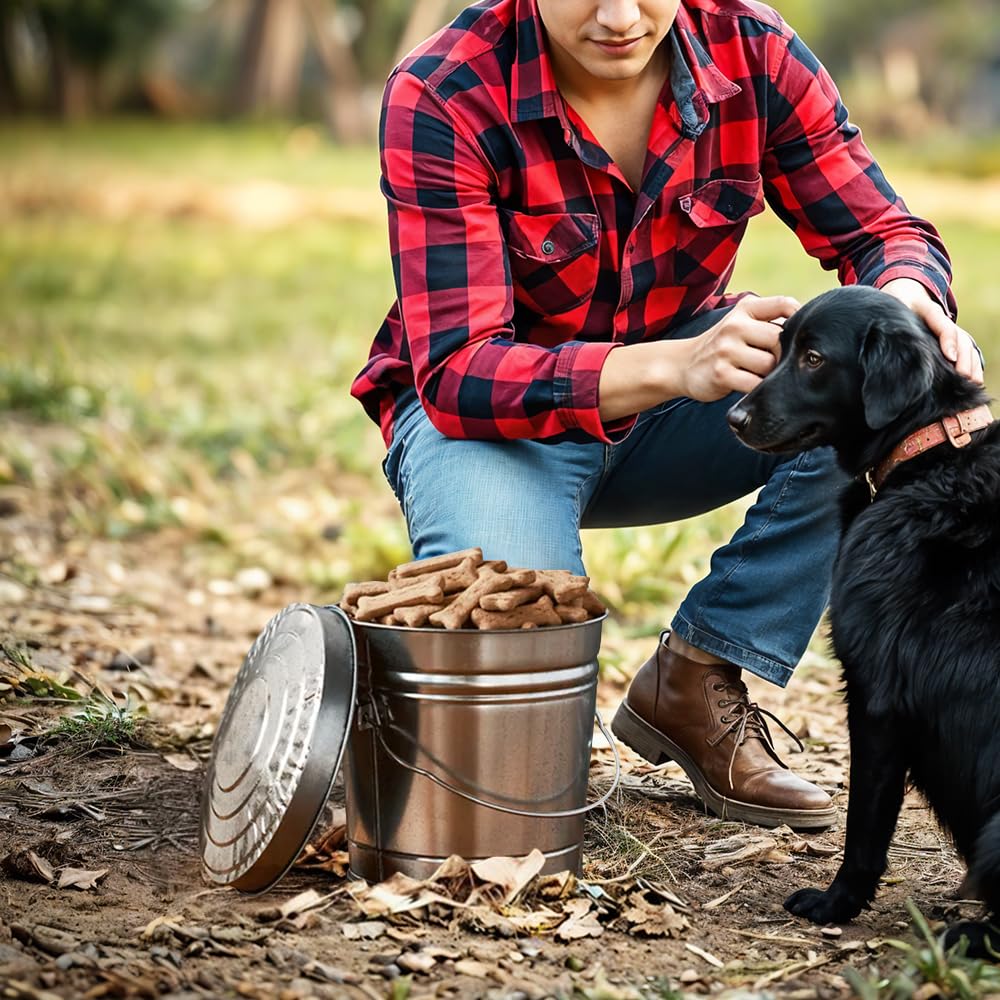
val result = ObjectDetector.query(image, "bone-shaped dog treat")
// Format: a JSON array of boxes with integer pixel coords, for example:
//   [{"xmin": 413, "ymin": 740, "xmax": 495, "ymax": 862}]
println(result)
[
  {"xmin": 400, "ymin": 556, "xmax": 479, "ymax": 594},
  {"xmin": 393, "ymin": 603, "xmax": 446, "ymax": 628},
  {"xmin": 471, "ymin": 595, "xmax": 562, "ymax": 630},
  {"xmin": 480, "ymin": 584, "xmax": 545, "ymax": 612},
  {"xmin": 390, "ymin": 547, "xmax": 483, "ymax": 582},
  {"xmin": 555, "ymin": 604, "xmax": 589, "ymax": 623},
  {"xmin": 579, "ymin": 590, "xmax": 606, "ymax": 616},
  {"xmin": 428, "ymin": 566, "xmax": 513, "ymax": 629},
  {"xmin": 534, "ymin": 570, "xmax": 590, "ymax": 604},
  {"xmin": 356, "ymin": 577, "xmax": 445, "ymax": 622},
  {"xmin": 342, "ymin": 580, "xmax": 392, "ymax": 606}
]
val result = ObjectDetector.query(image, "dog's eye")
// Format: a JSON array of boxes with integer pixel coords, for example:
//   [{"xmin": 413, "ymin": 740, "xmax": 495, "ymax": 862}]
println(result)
[{"xmin": 803, "ymin": 350, "xmax": 824, "ymax": 369}]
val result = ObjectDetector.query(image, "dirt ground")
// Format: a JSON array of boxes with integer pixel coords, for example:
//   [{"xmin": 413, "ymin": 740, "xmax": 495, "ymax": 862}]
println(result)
[{"xmin": 0, "ymin": 485, "xmax": 980, "ymax": 1000}]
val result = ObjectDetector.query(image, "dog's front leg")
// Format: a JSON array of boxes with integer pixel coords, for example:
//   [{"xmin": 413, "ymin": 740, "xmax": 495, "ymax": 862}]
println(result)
[{"xmin": 785, "ymin": 696, "xmax": 908, "ymax": 924}]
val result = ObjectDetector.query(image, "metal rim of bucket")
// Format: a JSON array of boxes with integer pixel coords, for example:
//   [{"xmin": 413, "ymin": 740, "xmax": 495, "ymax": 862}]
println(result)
[{"xmin": 367, "ymin": 694, "xmax": 622, "ymax": 819}]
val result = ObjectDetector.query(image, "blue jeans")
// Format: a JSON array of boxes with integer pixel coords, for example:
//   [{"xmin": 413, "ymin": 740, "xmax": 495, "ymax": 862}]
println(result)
[{"xmin": 382, "ymin": 309, "xmax": 848, "ymax": 687}]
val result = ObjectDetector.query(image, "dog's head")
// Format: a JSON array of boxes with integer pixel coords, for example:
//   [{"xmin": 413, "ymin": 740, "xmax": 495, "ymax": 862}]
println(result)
[{"xmin": 727, "ymin": 286, "xmax": 948, "ymax": 466}]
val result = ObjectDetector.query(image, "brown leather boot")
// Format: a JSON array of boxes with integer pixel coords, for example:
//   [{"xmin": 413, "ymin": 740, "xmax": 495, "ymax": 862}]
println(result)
[{"xmin": 611, "ymin": 633, "xmax": 836, "ymax": 830}]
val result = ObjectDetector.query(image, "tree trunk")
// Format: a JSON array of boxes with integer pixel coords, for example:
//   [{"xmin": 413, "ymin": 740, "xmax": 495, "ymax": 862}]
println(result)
[
  {"xmin": 229, "ymin": 0, "xmax": 272, "ymax": 114},
  {"xmin": 0, "ymin": 7, "xmax": 21, "ymax": 114},
  {"xmin": 394, "ymin": 0, "xmax": 452, "ymax": 64},
  {"xmin": 39, "ymin": 14, "xmax": 93, "ymax": 119},
  {"xmin": 303, "ymin": 0, "xmax": 367, "ymax": 143}
]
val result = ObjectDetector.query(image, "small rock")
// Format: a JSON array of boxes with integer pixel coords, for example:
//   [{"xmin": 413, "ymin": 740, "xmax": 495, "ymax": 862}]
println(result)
[
  {"xmin": 0, "ymin": 579, "xmax": 27, "ymax": 605},
  {"xmin": 679, "ymin": 969, "xmax": 701, "ymax": 984},
  {"xmin": 6, "ymin": 743, "xmax": 36, "ymax": 763},
  {"xmin": 821, "ymin": 925, "xmax": 843, "ymax": 938},
  {"xmin": 378, "ymin": 963, "xmax": 401, "ymax": 980},
  {"xmin": 108, "ymin": 644, "xmax": 155, "ymax": 670},
  {"xmin": 321, "ymin": 523, "xmax": 342, "ymax": 541},
  {"xmin": 397, "ymin": 951, "xmax": 437, "ymax": 974}
]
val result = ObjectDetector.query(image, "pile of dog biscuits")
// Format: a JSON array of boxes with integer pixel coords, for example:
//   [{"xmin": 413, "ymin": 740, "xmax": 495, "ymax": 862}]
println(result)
[{"xmin": 338, "ymin": 547, "xmax": 606, "ymax": 630}]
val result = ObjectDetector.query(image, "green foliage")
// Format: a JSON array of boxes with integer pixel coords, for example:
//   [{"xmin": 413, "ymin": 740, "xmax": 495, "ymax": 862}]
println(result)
[
  {"xmin": 19, "ymin": 0, "xmax": 181, "ymax": 69},
  {"xmin": 46, "ymin": 692, "xmax": 145, "ymax": 751},
  {"xmin": 843, "ymin": 899, "xmax": 1000, "ymax": 998}
]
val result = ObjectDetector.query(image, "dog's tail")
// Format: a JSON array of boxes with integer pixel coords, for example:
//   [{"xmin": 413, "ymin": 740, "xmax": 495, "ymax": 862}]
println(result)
[{"xmin": 969, "ymin": 812, "xmax": 1000, "ymax": 915}]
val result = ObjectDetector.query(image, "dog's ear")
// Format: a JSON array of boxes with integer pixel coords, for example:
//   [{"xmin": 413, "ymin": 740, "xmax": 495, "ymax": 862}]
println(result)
[{"xmin": 859, "ymin": 318, "xmax": 936, "ymax": 429}]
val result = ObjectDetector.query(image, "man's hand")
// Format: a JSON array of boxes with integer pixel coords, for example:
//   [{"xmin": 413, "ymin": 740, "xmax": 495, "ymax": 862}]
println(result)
[
  {"xmin": 680, "ymin": 295, "xmax": 800, "ymax": 401},
  {"xmin": 880, "ymin": 277, "xmax": 984, "ymax": 384}
]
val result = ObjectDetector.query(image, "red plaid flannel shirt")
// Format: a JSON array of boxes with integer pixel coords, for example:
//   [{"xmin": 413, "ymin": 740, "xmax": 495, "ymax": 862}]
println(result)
[{"xmin": 352, "ymin": 0, "xmax": 955, "ymax": 446}]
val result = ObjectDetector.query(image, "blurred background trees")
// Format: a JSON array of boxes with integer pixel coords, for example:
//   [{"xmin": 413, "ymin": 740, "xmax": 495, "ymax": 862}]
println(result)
[{"xmin": 0, "ymin": 0, "xmax": 998, "ymax": 142}]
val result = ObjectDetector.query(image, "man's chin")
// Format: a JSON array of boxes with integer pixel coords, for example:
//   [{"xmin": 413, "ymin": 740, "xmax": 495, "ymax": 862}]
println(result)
[{"xmin": 575, "ymin": 49, "xmax": 657, "ymax": 81}]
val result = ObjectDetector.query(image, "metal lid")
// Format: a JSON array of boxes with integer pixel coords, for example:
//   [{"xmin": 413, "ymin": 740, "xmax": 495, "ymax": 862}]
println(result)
[{"xmin": 200, "ymin": 603, "xmax": 356, "ymax": 893}]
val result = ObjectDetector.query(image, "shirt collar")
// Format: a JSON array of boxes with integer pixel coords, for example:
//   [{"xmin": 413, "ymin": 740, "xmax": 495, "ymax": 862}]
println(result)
[{"xmin": 510, "ymin": 0, "xmax": 741, "ymax": 130}]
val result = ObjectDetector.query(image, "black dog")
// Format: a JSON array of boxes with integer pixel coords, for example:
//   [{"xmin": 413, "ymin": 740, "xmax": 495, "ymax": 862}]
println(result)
[{"xmin": 727, "ymin": 285, "xmax": 999, "ymax": 955}]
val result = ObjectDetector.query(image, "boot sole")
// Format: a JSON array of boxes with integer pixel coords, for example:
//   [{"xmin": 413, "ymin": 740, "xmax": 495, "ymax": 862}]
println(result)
[{"xmin": 610, "ymin": 701, "xmax": 837, "ymax": 831}]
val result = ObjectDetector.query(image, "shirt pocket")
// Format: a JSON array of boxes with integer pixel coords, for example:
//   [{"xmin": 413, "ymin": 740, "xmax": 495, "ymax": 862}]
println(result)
[
  {"xmin": 500, "ymin": 209, "xmax": 601, "ymax": 316},
  {"xmin": 674, "ymin": 176, "xmax": 765, "ymax": 283}
]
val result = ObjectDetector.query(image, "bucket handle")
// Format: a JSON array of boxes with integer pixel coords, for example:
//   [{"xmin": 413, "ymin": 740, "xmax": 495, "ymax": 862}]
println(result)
[{"xmin": 367, "ymin": 697, "xmax": 622, "ymax": 819}]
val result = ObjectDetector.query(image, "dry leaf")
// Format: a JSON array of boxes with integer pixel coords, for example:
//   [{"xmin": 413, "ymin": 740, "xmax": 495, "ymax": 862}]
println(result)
[
  {"xmin": 279, "ymin": 889, "xmax": 329, "ymax": 919},
  {"xmin": 56, "ymin": 867, "xmax": 109, "ymax": 890},
  {"xmin": 621, "ymin": 893, "xmax": 689, "ymax": 938},
  {"xmin": 162, "ymin": 752, "xmax": 200, "ymax": 772},
  {"xmin": 789, "ymin": 838, "xmax": 841, "ymax": 858},
  {"xmin": 703, "ymin": 835, "xmax": 778, "ymax": 869},
  {"xmin": 471, "ymin": 849, "xmax": 545, "ymax": 904},
  {"xmin": 349, "ymin": 872, "xmax": 459, "ymax": 917},
  {"xmin": 555, "ymin": 898, "xmax": 604, "ymax": 941},
  {"xmin": 140, "ymin": 915, "xmax": 186, "ymax": 939},
  {"xmin": 761, "ymin": 849, "xmax": 794, "ymax": 864},
  {"xmin": 0, "ymin": 849, "xmax": 56, "ymax": 883},
  {"xmin": 0, "ymin": 723, "xmax": 12, "ymax": 747}
]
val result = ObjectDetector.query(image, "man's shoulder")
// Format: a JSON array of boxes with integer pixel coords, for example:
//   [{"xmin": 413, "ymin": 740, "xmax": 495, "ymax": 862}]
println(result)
[
  {"xmin": 392, "ymin": 0, "xmax": 514, "ymax": 94},
  {"xmin": 683, "ymin": 0, "xmax": 790, "ymax": 37}
]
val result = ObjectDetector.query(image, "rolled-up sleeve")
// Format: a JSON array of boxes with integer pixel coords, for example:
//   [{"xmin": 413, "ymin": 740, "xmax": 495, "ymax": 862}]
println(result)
[
  {"xmin": 761, "ymin": 32, "xmax": 957, "ymax": 318},
  {"xmin": 381, "ymin": 70, "xmax": 627, "ymax": 442}
]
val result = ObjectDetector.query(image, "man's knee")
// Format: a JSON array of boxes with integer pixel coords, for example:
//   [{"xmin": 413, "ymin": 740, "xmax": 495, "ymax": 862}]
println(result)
[{"xmin": 393, "ymin": 425, "xmax": 592, "ymax": 573}]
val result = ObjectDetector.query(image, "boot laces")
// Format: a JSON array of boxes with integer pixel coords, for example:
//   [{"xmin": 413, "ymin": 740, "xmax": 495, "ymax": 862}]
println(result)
[{"xmin": 710, "ymin": 679, "xmax": 805, "ymax": 790}]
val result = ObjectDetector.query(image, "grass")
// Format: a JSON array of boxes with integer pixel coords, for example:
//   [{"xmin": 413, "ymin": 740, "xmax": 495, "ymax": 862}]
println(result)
[
  {"xmin": 1, "ymin": 120, "xmax": 998, "ymax": 623},
  {"xmin": 844, "ymin": 899, "xmax": 1000, "ymax": 999}
]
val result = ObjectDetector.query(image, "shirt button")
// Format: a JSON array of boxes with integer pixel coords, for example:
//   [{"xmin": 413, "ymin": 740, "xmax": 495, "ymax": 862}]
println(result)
[{"xmin": 541, "ymin": 240, "xmax": 556, "ymax": 255}]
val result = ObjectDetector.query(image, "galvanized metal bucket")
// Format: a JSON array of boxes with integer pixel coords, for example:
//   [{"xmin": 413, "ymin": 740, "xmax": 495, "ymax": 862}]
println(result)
[{"xmin": 344, "ymin": 615, "xmax": 618, "ymax": 882}]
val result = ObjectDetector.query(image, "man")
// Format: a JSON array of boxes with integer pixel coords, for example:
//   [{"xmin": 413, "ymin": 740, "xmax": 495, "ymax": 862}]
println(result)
[{"xmin": 352, "ymin": 0, "xmax": 983, "ymax": 829}]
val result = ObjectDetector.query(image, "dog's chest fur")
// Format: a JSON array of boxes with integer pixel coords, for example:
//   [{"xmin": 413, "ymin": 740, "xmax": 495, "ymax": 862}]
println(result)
[{"xmin": 827, "ymin": 426, "xmax": 1000, "ymax": 854}]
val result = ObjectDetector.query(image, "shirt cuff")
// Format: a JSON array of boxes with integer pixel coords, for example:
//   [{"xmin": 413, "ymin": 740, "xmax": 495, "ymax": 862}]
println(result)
[
  {"xmin": 870, "ymin": 262, "xmax": 956, "ymax": 320},
  {"xmin": 553, "ymin": 340, "xmax": 636, "ymax": 444}
]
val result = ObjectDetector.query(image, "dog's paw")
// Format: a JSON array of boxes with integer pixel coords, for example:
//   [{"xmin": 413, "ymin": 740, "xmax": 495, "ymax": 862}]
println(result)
[
  {"xmin": 944, "ymin": 920, "xmax": 1000, "ymax": 960},
  {"xmin": 784, "ymin": 887, "xmax": 858, "ymax": 925}
]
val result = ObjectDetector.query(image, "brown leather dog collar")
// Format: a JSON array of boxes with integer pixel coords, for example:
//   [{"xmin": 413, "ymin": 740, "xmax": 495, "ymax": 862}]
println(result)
[{"xmin": 866, "ymin": 404, "xmax": 994, "ymax": 496}]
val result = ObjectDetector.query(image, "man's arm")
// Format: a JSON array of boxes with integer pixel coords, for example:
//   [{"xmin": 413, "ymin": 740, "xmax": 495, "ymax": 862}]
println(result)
[
  {"xmin": 761, "ymin": 30, "xmax": 983, "ymax": 383},
  {"xmin": 598, "ymin": 296, "xmax": 798, "ymax": 421},
  {"xmin": 381, "ymin": 69, "xmax": 629, "ymax": 442}
]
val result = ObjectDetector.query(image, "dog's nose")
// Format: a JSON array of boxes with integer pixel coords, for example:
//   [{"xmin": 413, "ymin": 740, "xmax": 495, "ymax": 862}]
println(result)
[{"xmin": 726, "ymin": 404, "xmax": 752, "ymax": 433}]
